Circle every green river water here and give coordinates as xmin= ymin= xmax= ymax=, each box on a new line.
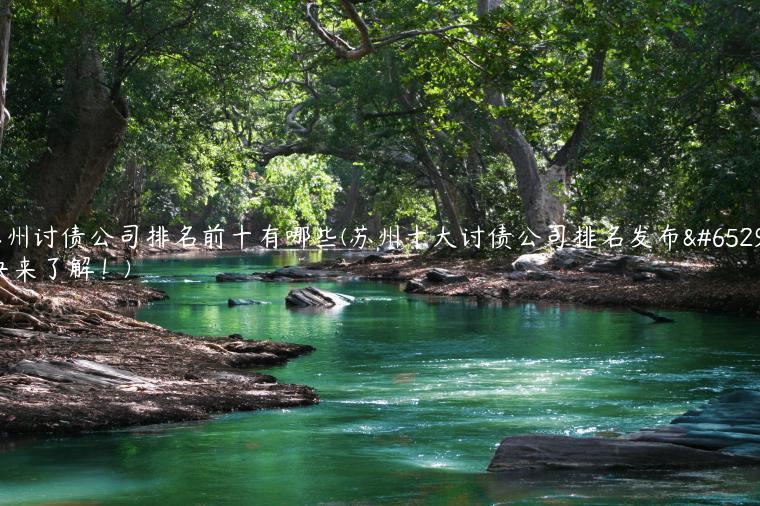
xmin=1 ymin=251 xmax=759 ymax=505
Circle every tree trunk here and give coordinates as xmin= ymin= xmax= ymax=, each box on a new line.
xmin=27 ymin=46 xmax=129 ymax=232
xmin=0 ymin=0 xmax=11 ymax=151
xmin=414 ymin=140 xmax=465 ymax=248
xmin=428 ymin=165 xmax=465 ymax=248
xmin=478 ymin=0 xmax=565 ymax=239
xmin=488 ymin=109 xmax=566 ymax=237
xmin=334 ymin=164 xmax=361 ymax=231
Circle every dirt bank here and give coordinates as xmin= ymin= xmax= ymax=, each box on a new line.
xmin=0 ymin=280 xmax=317 ymax=437
xmin=319 ymin=254 xmax=760 ymax=318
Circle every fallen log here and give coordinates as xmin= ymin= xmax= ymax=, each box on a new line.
xmin=12 ymin=358 xmax=152 ymax=386
xmin=631 ymin=307 xmax=675 ymax=323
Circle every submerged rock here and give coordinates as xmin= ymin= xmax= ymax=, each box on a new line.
xmin=254 ymin=267 xmax=344 ymax=282
xmin=227 ymin=298 xmax=270 ymax=307
xmin=216 ymin=273 xmax=263 ymax=282
xmin=285 ymin=286 xmax=355 ymax=308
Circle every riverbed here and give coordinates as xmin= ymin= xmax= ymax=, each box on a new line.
xmin=1 ymin=252 xmax=759 ymax=504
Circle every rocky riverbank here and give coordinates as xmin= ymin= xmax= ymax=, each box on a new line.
xmin=0 ymin=279 xmax=317 ymax=437
xmin=305 ymin=250 xmax=760 ymax=317
xmin=488 ymin=390 xmax=760 ymax=472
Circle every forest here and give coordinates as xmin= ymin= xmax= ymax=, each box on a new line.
xmin=0 ymin=2 xmax=759 ymax=505
xmin=0 ymin=0 xmax=757 ymax=262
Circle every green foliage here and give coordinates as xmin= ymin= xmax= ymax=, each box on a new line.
xmin=253 ymin=155 xmax=339 ymax=243
xmin=1 ymin=0 xmax=757 ymax=264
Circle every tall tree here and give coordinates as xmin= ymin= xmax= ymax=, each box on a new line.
xmin=0 ymin=0 xmax=11 ymax=151
xmin=301 ymin=0 xmax=608 ymax=239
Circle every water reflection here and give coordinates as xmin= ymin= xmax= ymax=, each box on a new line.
xmin=0 ymin=253 xmax=758 ymax=505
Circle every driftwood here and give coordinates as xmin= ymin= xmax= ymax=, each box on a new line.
xmin=285 ymin=286 xmax=354 ymax=308
xmin=630 ymin=307 xmax=675 ymax=323
xmin=12 ymin=358 xmax=152 ymax=387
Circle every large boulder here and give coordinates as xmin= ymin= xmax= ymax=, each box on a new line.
xmin=549 ymin=247 xmax=604 ymax=270
xmin=511 ymin=253 xmax=551 ymax=272
xmin=487 ymin=435 xmax=758 ymax=472
xmin=511 ymin=248 xmax=682 ymax=280
xmin=488 ymin=390 xmax=760 ymax=473
xmin=285 ymin=286 xmax=355 ymax=308
xmin=628 ymin=390 xmax=760 ymax=455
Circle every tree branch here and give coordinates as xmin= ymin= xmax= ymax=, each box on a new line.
xmin=550 ymin=46 xmax=607 ymax=171
xmin=305 ymin=1 xmax=469 ymax=61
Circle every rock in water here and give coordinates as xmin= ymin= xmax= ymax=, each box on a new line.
xmin=488 ymin=390 xmax=760 ymax=473
xmin=628 ymin=389 xmax=760 ymax=456
xmin=404 ymin=279 xmax=425 ymax=293
xmin=487 ymin=435 xmax=758 ymax=472
xmin=285 ymin=286 xmax=355 ymax=308
xmin=228 ymin=298 xmax=270 ymax=307
xmin=244 ymin=267 xmax=346 ymax=282
xmin=216 ymin=273 xmax=263 ymax=282
xmin=425 ymin=268 xmax=469 ymax=284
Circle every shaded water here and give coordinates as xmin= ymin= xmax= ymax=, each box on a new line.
xmin=1 ymin=252 xmax=759 ymax=505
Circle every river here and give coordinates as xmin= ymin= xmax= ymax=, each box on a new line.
xmin=1 ymin=252 xmax=759 ymax=504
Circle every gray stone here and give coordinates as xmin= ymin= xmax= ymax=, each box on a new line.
xmin=512 ymin=253 xmax=551 ymax=271
xmin=285 ymin=286 xmax=355 ymax=308
xmin=526 ymin=270 xmax=559 ymax=281
xmin=216 ymin=273 xmax=262 ymax=282
xmin=425 ymin=268 xmax=469 ymax=284
xmin=404 ymin=279 xmax=425 ymax=293
xmin=487 ymin=435 xmax=758 ymax=472
xmin=227 ymin=298 xmax=270 ymax=307
xmin=550 ymin=248 xmax=604 ymax=269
